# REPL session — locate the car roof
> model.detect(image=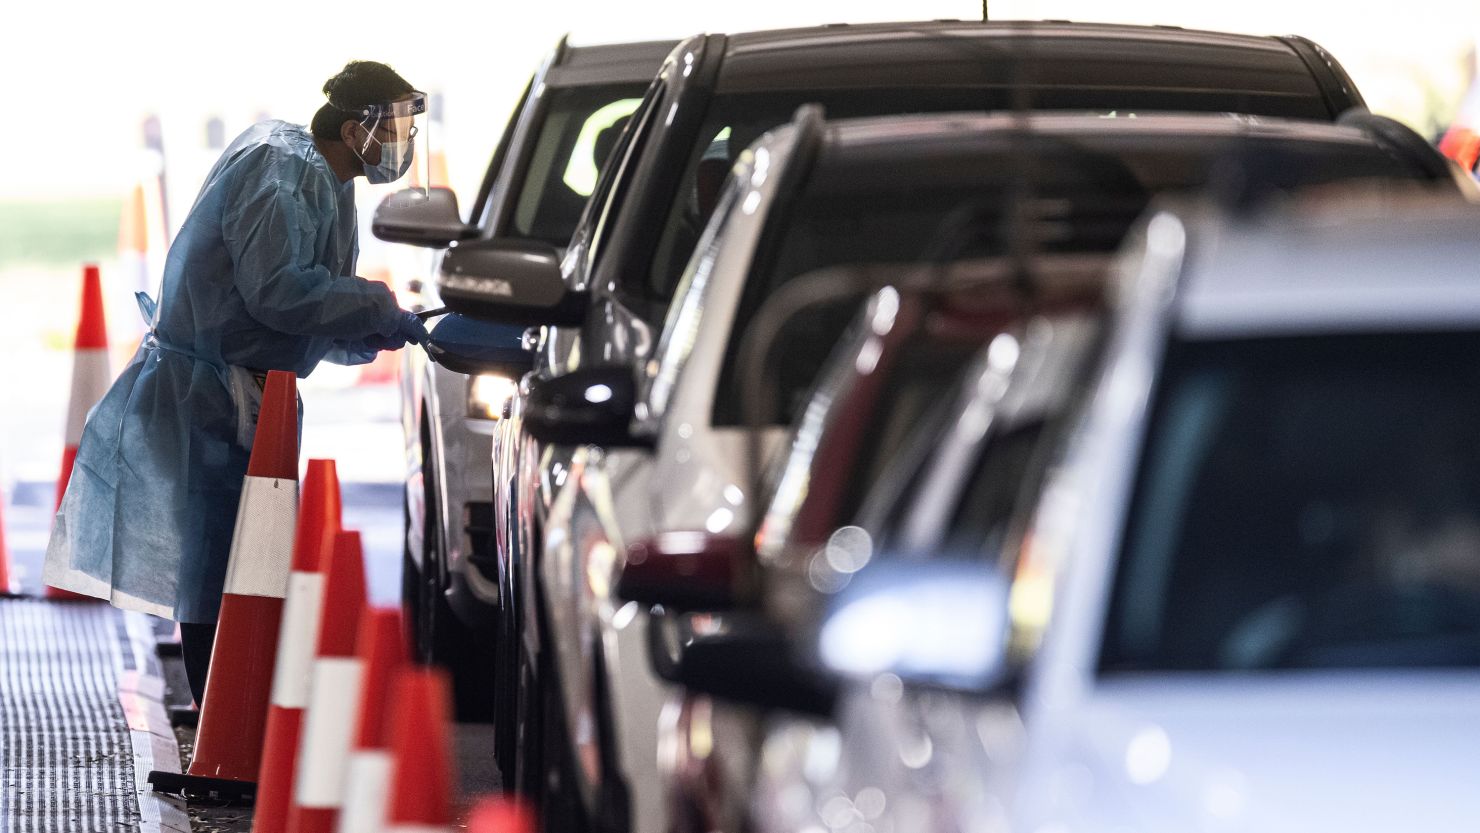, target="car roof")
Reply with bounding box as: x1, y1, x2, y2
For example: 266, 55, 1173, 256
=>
1172, 195, 1480, 338
716, 21, 1328, 105
796, 111, 1425, 202
549, 39, 678, 87
822, 111, 1387, 162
